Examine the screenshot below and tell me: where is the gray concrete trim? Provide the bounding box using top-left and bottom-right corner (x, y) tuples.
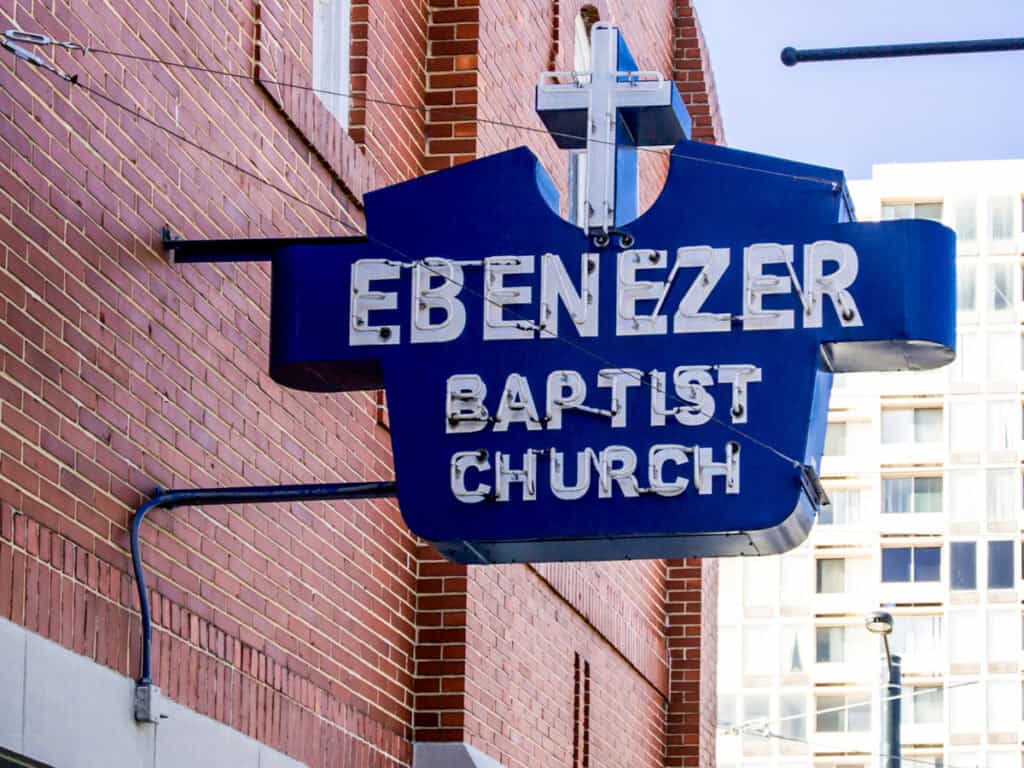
(0, 617), (305, 768)
(412, 742), (506, 768)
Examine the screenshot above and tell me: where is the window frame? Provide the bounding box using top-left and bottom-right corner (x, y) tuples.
(988, 540), (1015, 589)
(816, 557), (846, 594)
(881, 545), (941, 583)
(950, 541), (977, 590)
(881, 475), (943, 515)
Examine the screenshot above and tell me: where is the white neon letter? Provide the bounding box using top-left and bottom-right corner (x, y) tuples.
(484, 255), (534, 340)
(617, 249), (668, 336)
(540, 253), (598, 338)
(450, 451), (491, 503)
(674, 246), (731, 333)
(716, 365), (762, 425)
(802, 241), (864, 328)
(550, 448), (598, 501)
(598, 368), (643, 428)
(350, 259), (401, 345)
(411, 259), (467, 343)
(494, 373), (542, 432)
(648, 445), (690, 497)
(446, 374), (489, 434)
(495, 451), (538, 501)
(672, 366), (714, 426)
(545, 370), (586, 430)
(743, 243), (796, 331)
(597, 445), (639, 498)
(694, 442), (740, 495)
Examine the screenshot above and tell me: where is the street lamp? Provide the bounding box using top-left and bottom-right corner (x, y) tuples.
(865, 611), (901, 768)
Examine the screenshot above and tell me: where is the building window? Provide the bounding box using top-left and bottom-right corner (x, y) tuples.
(743, 626), (776, 676)
(890, 614), (942, 658)
(987, 610), (1018, 663)
(823, 421), (847, 455)
(902, 685), (943, 724)
(881, 546), (941, 583)
(744, 693), (769, 723)
(988, 540), (1014, 588)
(815, 694), (870, 732)
(987, 680), (1019, 731)
(949, 401), (982, 454)
(780, 694), (807, 740)
(988, 332), (1018, 381)
(989, 263), (1014, 311)
(881, 201), (942, 222)
(816, 626), (845, 663)
(820, 488), (864, 525)
(718, 693), (736, 727)
(989, 195), (1015, 240)
(951, 541), (977, 589)
(780, 554), (812, 607)
(986, 469), (1017, 522)
(816, 558), (845, 593)
(954, 197), (977, 241)
(987, 402), (1018, 451)
(743, 557), (777, 608)
(780, 626), (807, 674)
(951, 332), (980, 385)
(312, 0), (352, 129)
(949, 678), (983, 731)
(948, 470), (982, 522)
(882, 477), (942, 514)
(956, 261), (976, 311)
(881, 407), (942, 444)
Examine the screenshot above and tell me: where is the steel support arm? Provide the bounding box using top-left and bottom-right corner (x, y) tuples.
(782, 37), (1024, 66)
(129, 480), (397, 719)
(161, 226), (367, 263)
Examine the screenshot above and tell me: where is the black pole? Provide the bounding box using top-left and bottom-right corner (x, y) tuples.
(130, 481), (398, 691)
(885, 654), (902, 768)
(781, 37), (1024, 66)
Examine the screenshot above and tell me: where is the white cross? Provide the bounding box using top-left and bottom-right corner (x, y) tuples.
(536, 22), (689, 234)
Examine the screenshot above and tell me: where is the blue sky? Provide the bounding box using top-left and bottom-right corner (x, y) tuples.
(691, 0), (1024, 180)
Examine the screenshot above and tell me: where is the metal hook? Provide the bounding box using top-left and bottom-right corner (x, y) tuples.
(4, 29), (84, 51)
(1, 36), (79, 81)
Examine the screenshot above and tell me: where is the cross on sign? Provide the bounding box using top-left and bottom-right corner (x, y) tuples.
(536, 22), (691, 232)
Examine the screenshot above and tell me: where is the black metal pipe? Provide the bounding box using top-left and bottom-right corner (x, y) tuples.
(781, 37), (1024, 66)
(130, 480), (398, 684)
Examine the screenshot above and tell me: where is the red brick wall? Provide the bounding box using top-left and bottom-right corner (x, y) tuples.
(0, 1), (724, 766)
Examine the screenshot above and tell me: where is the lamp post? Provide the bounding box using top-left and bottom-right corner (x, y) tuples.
(865, 611), (901, 768)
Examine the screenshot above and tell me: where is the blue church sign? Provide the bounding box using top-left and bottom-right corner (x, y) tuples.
(168, 25), (956, 564)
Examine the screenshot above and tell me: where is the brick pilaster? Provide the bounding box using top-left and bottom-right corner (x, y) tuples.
(672, 0), (726, 145)
(664, 558), (718, 768)
(349, 0), (370, 144)
(424, 2), (481, 170)
(413, 544), (468, 742)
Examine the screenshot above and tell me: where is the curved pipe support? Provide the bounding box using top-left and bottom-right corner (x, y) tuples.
(129, 480), (397, 718)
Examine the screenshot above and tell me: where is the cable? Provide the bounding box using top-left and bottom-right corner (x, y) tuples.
(72, 80), (364, 233)
(723, 678), (977, 733)
(9, 36), (816, 476)
(723, 680), (984, 768)
(745, 728), (964, 768)
(8, 32), (844, 190)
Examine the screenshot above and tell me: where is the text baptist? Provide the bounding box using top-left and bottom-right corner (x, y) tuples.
(349, 242), (864, 345)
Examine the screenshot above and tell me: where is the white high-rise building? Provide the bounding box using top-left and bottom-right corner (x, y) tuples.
(717, 159), (1024, 768)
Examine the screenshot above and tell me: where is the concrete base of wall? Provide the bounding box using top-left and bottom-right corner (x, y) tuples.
(412, 742), (505, 768)
(0, 617), (304, 768)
